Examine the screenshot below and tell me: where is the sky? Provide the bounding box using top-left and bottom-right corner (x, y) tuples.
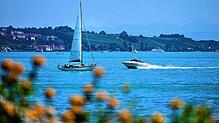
(1, 0), (219, 40)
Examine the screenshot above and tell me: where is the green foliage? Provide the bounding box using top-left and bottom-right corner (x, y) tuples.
(171, 103), (214, 123)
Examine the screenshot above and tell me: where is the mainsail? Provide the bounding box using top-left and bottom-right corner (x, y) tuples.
(69, 9), (82, 62)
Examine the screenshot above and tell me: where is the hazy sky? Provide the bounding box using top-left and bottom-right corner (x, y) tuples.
(1, 0), (219, 39)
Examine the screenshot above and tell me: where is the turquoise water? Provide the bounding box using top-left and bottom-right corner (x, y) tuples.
(0, 52), (219, 118)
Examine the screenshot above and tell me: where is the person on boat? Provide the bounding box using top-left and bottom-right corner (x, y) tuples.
(64, 64), (70, 68)
(130, 58), (143, 62)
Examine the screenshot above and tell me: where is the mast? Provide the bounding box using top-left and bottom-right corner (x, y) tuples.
(80, 0), (95, 64)
(80, 0), (83, 65)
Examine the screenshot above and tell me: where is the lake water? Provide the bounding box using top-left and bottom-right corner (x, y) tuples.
(0, 52), (219, 119)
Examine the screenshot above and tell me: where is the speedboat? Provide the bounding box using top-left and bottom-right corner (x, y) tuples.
(122, 58), (150, 69)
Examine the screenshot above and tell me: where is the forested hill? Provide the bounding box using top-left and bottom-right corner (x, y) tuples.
(0, 26), (219, 52)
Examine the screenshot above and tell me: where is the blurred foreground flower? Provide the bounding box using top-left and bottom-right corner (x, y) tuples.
(83, 83), (93, 101)
(2, 101), (15, 116)
(70, 95), (85, 106)
(25, 103), (45, 121)
(33, 103), (45, 117)
(21, 80), (32, 91)
(32, 55), (45, 66)
(11, 62), (24, 76)
(107, 97), (119, 109)
(71, 106), (83, 114)
(45, 88), (56, 99)
(1, 59), (13, 71)
(170, 98), (184, 109)
(93, 67), (105, 77)
(96, 91), (108, 101)
(83, 84), (93, 93)
(118, 109), (132, 123)
(151, 112), (165, 123)
(61, 111), (75, 122)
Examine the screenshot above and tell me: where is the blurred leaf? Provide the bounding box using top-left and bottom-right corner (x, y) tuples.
(134, 117), (147, 123)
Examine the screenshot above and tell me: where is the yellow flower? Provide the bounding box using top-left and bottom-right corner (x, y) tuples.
(70, 95), (84, 106)
(32, 103), (45, 118)
(45, 88), (56, 98)
(170, 98), (184, 109)
(61, 111), (75, 122)
(71, 106), (83, 114)
(11, 62), (25, 75)
(1, 59), (13, 71)
(26, 104), (45, 120)
(107, 97), (119, 108)
(3, 101), (15, 116)
(118, 109), (132, 123)
(21, 80), (32, 90)
(96, 91), (107, 101)
(83, 84), (93, 93)
(32, 55), (45, 66)
(151, 112), (165, 123)
(93, 67), (105, 77)
(26, 109), (39, 121)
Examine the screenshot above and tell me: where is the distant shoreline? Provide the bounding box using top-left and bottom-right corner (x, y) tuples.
(1, 26), (219, 52)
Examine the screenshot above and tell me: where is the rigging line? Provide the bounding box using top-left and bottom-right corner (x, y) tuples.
(82, 21), (96, 64)
(80, 1), (83, 65)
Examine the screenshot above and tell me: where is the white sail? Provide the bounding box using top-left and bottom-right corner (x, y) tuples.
(69, 13), (82, 62)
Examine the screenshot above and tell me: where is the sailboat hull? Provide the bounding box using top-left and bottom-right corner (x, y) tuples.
(58, 64), (96, 71)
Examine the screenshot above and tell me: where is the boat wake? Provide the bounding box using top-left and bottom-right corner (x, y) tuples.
(137, 64), (219, 70)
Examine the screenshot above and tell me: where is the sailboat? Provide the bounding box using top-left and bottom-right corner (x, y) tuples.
(41, 48), (44, 52)
(58, 1), (96, 71)
(133, 49), (138, 53)
(131, 45), (137, 53)
(1, 46), (12, 52)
